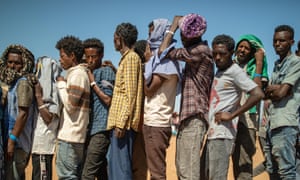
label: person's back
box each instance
[107,22,143,180]
[31,56,62,180]
[158,13,214,179]
[140,18,182,180]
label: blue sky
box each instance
[1,0,299,111]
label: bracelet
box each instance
[90,81,96,87]
[166,30,174,35]
[9,133,18,142]
[253,73,262,78]
[38,104,48,110]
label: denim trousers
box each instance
[232,122,256,180]
[56,140,85,180]
[176,116,207,180]
[208,138,235,180]
[108,129,136,180]
[265,126,298,180]
[31,154,54,180]
[81,131,110,180]
[5,148,29,180]
[143,125,172,180]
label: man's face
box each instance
[7,53,23,72]
[113,33,121,51]
[212,43,233,70]
[59,49,74,70]
[84,47,102,70]
[144,43,152,63]
[273,31,294,57]
[235,40,253,64]
[180,32,199,48]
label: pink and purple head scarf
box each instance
[179,13,207,39]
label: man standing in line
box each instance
[81,38,115,180]
[264,25,300,179]
[158,14,214,179]
[55,35,90,179]
[107,22,143,180]
[142,18,181,180]
[207,34,264,180]
[0,44,35,179]
[232,34,268,179]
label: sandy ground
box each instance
[25,135,269,180]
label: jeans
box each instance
[208,139,235,180]
[265,126,298,180]
[56,140,84,180]
[32,154,54,180]
[108,129,136,180]
[176,116,207,180]
[232,122,256,180]
[82,131,110,180]
[5,148,29,180]
[143,125,171,180]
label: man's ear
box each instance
[99,53,104,60]
[70,52,78,64]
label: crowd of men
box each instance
[0,13,300,180]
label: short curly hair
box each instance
[83,38,104,55]
[274,25,294,40]
[56,35,84,63]
[115,23,138,48]
[212,34,235,52]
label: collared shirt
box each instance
[168,41,214,123]
[89,66,115,135]
[269,53,300,130]
[107,50,143,131]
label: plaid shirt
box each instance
[168,41,214,123]
[107,50,143,131]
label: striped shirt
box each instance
[107,50,143,131]
[168,41,214,123]
[57,64,90,143]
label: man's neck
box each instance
[120,46,130,55]
[280,50,292,60]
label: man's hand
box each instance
[266,83,292,102]
[114,127,126,138]
[87,69,95,83]
[6,138,15,160]
[56,76,65,82]
[215,111,233,124]
[253,77,262,88]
